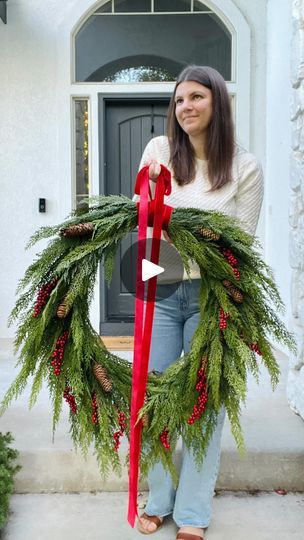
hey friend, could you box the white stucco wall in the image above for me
[0,1,60,338]
[0,0,289,343]
[232,0,293,337]
[265,0,293,338]
[232,0,267,161]
[208,0,267,242]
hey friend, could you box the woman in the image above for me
[136,65,264,540]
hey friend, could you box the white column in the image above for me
[287,0,304,419]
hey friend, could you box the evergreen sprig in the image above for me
[0,432,21,530]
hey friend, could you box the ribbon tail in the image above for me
[128,166,172,528]
[128,167,149,527]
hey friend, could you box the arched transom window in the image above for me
[75,0,232,82]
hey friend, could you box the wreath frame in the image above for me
[0,194,296,482]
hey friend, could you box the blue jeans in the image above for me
[144,279,226,528]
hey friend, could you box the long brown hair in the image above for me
[167,65,235,190]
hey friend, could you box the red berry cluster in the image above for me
[33,278,58,317]
[187,365,208,425]
[160,428,170,450]
[232,267,241,281]
[51,331,69,376]
[249,342,262,355]
[91,391,98,425]
[219,307,230,330]
[221,247,240,281]
[221,247,237,266]
[113,411,127,451]
[63,385,77,414]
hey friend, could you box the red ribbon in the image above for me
[127,165,173,527]
[136,199,173,229]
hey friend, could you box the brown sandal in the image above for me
[137,512,163,535]
[176,532,204,540]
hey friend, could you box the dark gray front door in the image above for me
[100,99,169,335]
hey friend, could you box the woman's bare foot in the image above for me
[137,513,164,534]
[177,525,205,538]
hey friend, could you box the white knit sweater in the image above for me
[133,136,264,283]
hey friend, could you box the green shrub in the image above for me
[0,432,21,530]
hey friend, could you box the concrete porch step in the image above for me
[0,338,304,493]
[3,491,304,540]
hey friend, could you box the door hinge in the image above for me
[151,105,155,134]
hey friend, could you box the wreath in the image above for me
[0,171,296,491]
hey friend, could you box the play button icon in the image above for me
[142,259,164,281]
[120,237,185,300]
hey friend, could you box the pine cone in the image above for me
[200,355,208,370]
[230,287,243,303]
[142,395,149,427]
[93,362,113,392]
[199,227,220,241]
[142,412,149,427]
[60,222,94,238]
[223,280,243,303]
[57,299,71,319]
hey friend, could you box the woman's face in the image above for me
[174,80,213,138]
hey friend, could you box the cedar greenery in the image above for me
[0,432,21,530]
[0,195,296,482]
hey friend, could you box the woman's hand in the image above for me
[163,230,172,243]
[148,159,161,182]
[145,160,172,243]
